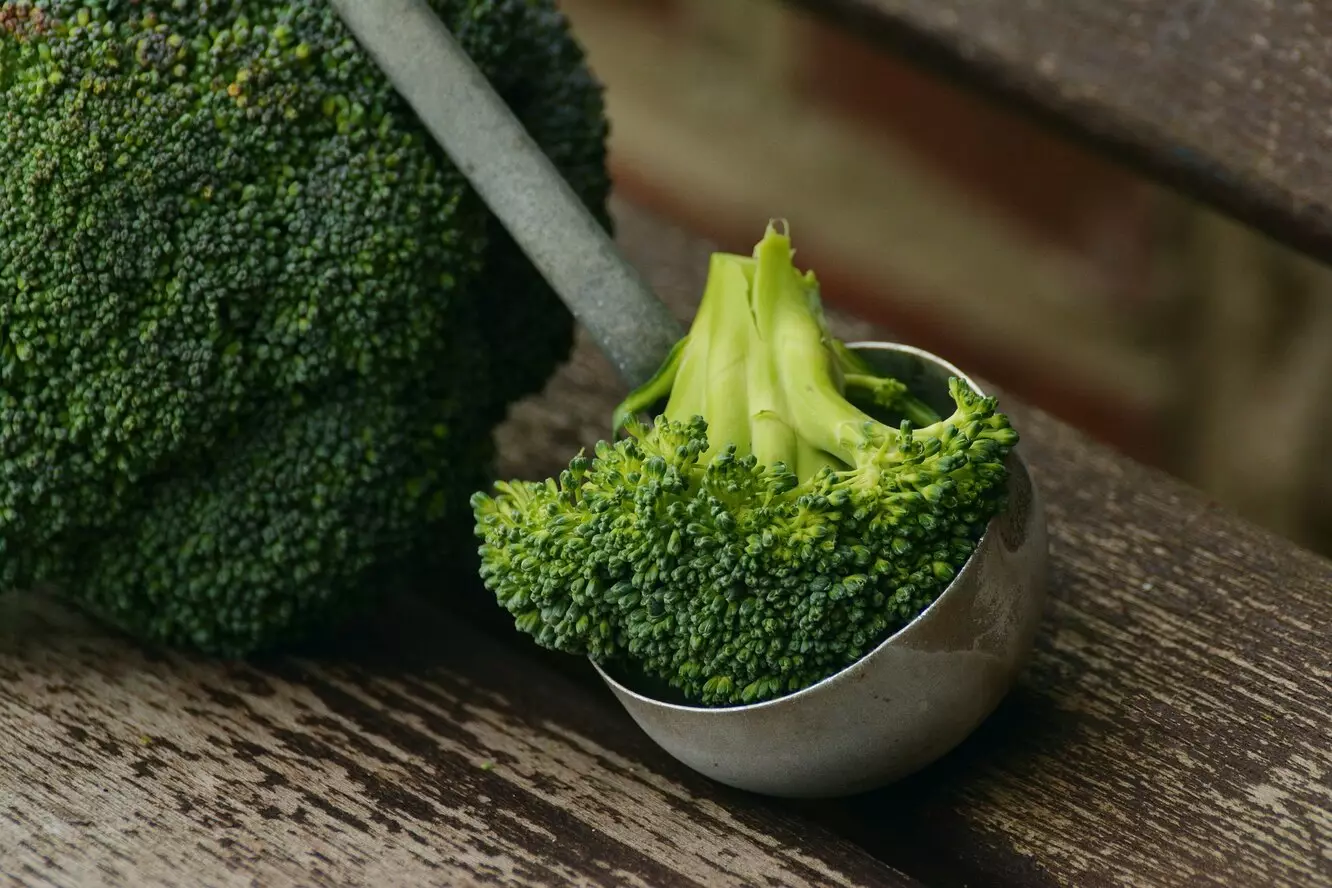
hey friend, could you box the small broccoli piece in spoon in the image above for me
[472,222,1018,706]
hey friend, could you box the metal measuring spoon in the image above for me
[332,0,1049,798]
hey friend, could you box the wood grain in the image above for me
[3,201,1330,887]
[788,0,1332,267]
[0,590,920,888]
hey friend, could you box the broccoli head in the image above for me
[472,223,1019,706]
[0,0,609,653]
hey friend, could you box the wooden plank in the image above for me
[786,0,1332,267]
[0,590,921,888]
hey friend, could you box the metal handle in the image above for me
[331,0,684,389]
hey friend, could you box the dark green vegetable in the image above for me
[472,223,1018,706]
[0,0,608,653]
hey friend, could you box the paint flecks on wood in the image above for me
[0,589,917,888]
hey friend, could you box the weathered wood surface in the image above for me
[790,0,1332,266]
[3,201,1331,887]
[0,592,920,888]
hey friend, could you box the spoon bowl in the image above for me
[590,341,1049,798]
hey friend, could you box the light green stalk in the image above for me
[614,222,946,484]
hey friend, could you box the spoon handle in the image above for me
[331,0,685,389]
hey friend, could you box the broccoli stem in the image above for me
[752,225,892,473]
[612,334,687,435]
[615,222,954,483]
[743,256,801,473]
[659,236,845,478]
[842,374,941,428]
[828,333,942,427]
[664,254,758,464]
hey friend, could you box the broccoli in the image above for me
[471,223,1019,707]
[0,0,608,653]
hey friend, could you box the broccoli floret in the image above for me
[0,0,608,653]
[472,223,1018,707]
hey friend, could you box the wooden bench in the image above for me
[3,199,1328,887]
[793,0,1332,265]
[7,0,1332,881]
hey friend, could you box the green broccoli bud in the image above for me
[473,222,1018,707]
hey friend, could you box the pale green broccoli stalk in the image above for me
[472,223,1019,707]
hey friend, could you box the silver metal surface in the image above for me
[591,342,1049,798]
[330,0,683,389]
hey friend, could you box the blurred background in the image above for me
[555,0,1332,557]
